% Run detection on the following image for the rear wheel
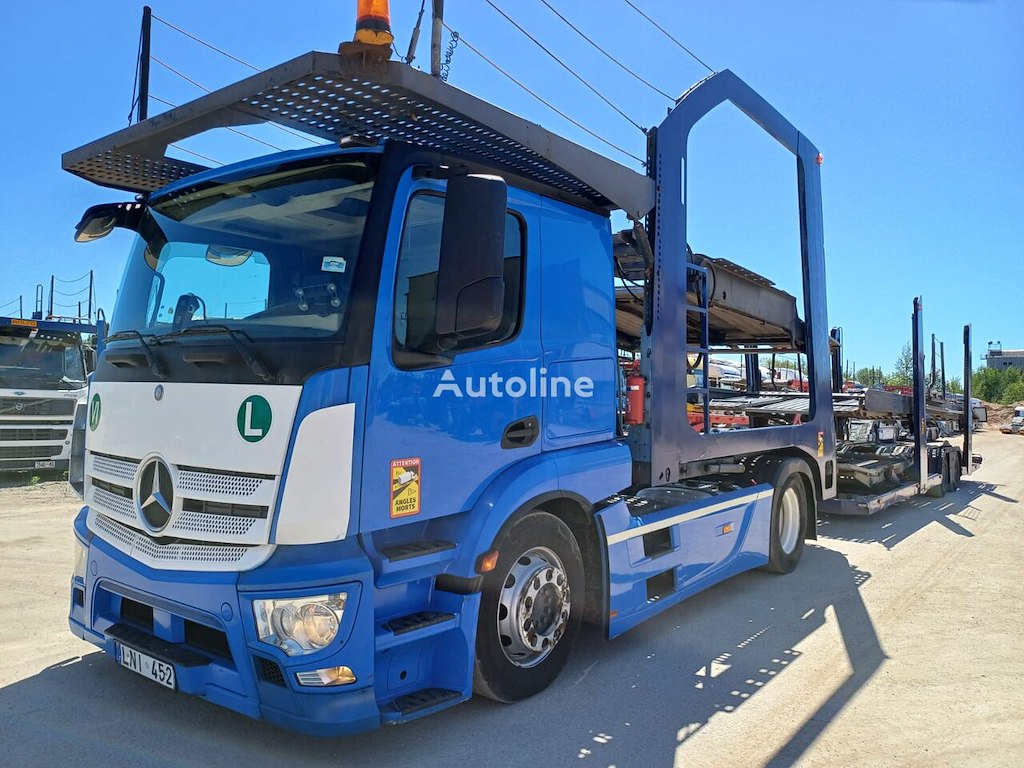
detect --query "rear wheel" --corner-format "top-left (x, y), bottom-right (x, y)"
top-left (473, 511), bottom-right (584, 703)
top-left (928, 458), bottom-right (949, 498)
top-left (764, 461), bottom-right (810, 574)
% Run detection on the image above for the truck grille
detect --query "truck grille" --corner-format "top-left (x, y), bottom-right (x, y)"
top-left (0, 445), bottom-right (63, 459)
top-left (91, 512), bottom-right (272, 571)
top-left (0, 398), bottom-right (76, 416)
top-left (85, 450), bottom-right (279, 571)
top-left (0, 428), bottom-right (69, 441)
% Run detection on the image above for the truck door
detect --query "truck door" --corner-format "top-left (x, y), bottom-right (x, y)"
top-left (361, 176), bottom-right (542, 530)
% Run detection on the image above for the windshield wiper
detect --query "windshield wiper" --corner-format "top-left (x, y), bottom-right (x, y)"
top-left (105, 330), bottom-right (168, 379)
top-left (160, 325), bottom-right (276, 383)
top-left (58, 375), bottom-right (87, 390)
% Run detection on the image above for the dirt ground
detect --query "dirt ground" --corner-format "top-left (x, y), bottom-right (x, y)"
top-left (985, 400), bottom-right (1023, 426)
top-left (0, 429), bottom-right (1022, 767)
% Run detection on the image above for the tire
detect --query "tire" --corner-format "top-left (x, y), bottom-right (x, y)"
top-left (950, 454), bottom-right (962, 491)
top-left (763, 461), bottom-right (810, 574)
top-left (473, 511), bottom-right (584, 703)
top-left (928, 458), bottom-right (948, 498)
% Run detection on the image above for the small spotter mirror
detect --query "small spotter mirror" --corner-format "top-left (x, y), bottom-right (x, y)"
top-left (206, 245), bottom-right (253, 266)
top-left (74, 201), bottom-right (145, 243)
top-left (74, 213), bottom-right (116, 243)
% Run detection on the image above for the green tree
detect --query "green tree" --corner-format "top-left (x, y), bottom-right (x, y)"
top-left (1003, 381), bottom-right (1024, 405)
top-left (946, 376), bottom-right (963, 395)
top-left (972, 366), bottom-right (1024, 403)
top-left (856, 367), bottom-right (884, 386)
top-left (887, 343), bottom-right (914, 387)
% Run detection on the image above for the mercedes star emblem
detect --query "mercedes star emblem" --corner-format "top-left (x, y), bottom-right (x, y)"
top-left (154, 384), bottom-right (164, 401)
top-left (137, 457), bottom-right (174, 532)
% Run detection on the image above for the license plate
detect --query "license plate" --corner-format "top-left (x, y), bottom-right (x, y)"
top-left (34, 460), bottom-right (56, 469)
top-left (116, 642), bottom-right (176, 690)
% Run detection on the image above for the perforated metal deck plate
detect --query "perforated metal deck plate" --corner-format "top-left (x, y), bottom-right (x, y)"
top-left (63, 51), bottom-right (654, 215)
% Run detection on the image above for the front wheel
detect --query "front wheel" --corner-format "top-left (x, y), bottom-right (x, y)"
top-left (473, 511), bottom-right (584, 703)
top-left (763, 461), bottom-right (810, 574)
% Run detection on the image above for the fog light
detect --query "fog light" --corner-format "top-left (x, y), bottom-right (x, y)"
top-left (295, 666), bottom-right (357, 687)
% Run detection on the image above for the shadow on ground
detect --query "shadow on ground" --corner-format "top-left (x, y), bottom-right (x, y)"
top-left (0, 530), bottom-right (897, 768)
top-left (818, 478), bottom-right (1012, 550)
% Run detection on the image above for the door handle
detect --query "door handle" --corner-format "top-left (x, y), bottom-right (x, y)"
top-left (501, 416), bottom-right (539, 449)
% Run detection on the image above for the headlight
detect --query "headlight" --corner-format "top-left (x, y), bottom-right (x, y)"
top-left (254, 594), bottom-right (346, 656)
top-left (72, 537), bottom-right (87, 582)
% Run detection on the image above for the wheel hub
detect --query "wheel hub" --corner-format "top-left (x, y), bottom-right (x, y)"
top-left (497, 546), bottom-right (570, 668)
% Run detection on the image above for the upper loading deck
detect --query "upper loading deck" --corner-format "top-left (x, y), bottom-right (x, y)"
top-left (62, 50), bottom-right (654, 216)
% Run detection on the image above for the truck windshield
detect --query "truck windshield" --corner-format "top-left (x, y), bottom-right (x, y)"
top-left (109, 155), bottom-right (378, 342)
top-left (0, 334), bottom-right (86, 389)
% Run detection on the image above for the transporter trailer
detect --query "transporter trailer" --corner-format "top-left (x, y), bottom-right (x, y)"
top-left (60, 10), bottom-right (976, 736)
top-left (690, 298), bottom-right (984, 515)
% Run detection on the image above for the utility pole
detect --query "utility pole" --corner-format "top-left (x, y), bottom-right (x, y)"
top-left (138, 6), bottom-right (152, 122)
top-left (431, 0), bottom-right (444, 77)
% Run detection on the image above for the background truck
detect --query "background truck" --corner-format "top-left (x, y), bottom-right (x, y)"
top-left (0, 288), bottom-right (97, 473)
top-left (61, 6), bottom-right (979, 737)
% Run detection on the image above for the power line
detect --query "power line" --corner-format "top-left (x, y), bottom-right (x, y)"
top-left (481, 0), bottom-right (647, 133)
top-left (444, 24), bottom-right (644, 165)
top-left (151, 55), bottom-right (213, 95)
top-left (151, 14), bottom-right (323, 144)
top-left (151, 95), bottom-right (286, 152)
top-left (53, 285), bottom-right (92, 297)
top-left (129, 20), bottom-right (144, 124)
top-left (620, 0), bottom-right (714, 74)
top-left (149, 55), bottom-right (319, 147)
top-left (169, 143), bottom-right (223, 166)
top-left (538, 0), bottom-right (675, 101)
top-left (152, 14), bottom-right (260, 71)
top-left (52, 271), bottom-right (92, 284)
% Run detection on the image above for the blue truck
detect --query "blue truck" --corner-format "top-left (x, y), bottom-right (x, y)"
top-left (60, 19), bottom-right (979, 736)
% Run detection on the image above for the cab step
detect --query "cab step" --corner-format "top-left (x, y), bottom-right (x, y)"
top-left (386, 610), bottom-right (456, 635)
top-left (376, 610), bottom-right (458, 651)
top-left (389, 687), bottom-right (461, 716)
top-left (380, 539), bottom-right (455, 562)
top-left (375, 539), bottom-right (458, 586)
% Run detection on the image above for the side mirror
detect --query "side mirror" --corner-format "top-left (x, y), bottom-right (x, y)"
top-left (74, 202), bottom-right (146, 243)
top-left (433, 174), bottom-right (507, 349)
top-left (973, 406), bottom-right (988, 423)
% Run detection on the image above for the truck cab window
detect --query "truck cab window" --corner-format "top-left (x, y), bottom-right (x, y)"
top-left (147, 245), bottom-right (272, 324)
top-left (393, 192), bottom-right (524, 357)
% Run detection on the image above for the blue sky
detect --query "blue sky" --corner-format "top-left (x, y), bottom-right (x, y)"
top-left (0, 0), bottom-right (1020, 373)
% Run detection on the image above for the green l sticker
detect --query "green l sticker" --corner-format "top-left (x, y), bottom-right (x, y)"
top-left (237, 395), bottom-right (272, 443)
top-left (89, 393), bottom-right (101, 431)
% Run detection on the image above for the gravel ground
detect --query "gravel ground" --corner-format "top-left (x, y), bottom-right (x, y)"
top-left (0, 429), bottom-right (1021, 767)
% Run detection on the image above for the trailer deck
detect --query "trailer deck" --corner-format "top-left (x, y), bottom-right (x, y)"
top-left (62, 51), bottom-right (654, 216)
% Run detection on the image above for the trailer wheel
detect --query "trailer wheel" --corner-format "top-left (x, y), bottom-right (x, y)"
top-left (763, 461), bottom-right (810, 574)
top-left (473, 511), bottom-right (584, 703)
